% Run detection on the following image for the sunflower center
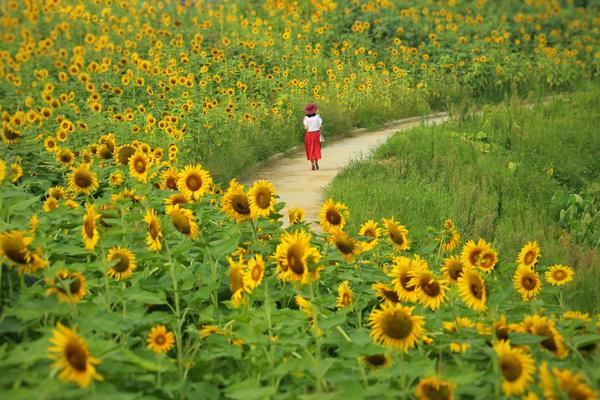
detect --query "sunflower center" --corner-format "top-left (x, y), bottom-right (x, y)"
top-left (166, 176), bottom-right (178, 190)
top-left (170, 194), bottom-right (188, 206)
top-left (112, 254), bottom-right (130, 272)
top-left (149, 222), bottom-right (160, 239)
top-left (84, 217), bottom-right (95, 239)
top-left (400, 274), bottom-right (415, 292)
top-left (65, 342), bottom-right (88, 372)
top-left (117, 146), bottom-right (135, 164)
top-left (134, 159), bottom-right (147, 173)
top-left (538, 327), bottom-right (558, 352)
top-left (325, 209), bottom-right (342, 226)
top-left (389, 229), bottom-right (405, 246)
top-left (521, 275), bottom-right (537, 290)
top-left (449, 263), bottom-right (463, 280)
top-left (335, 236), bottom-right (355, 255)
top-left (381, 311), bottom-right (413, 339)
top-left (255, 189), bottom-right (271, 209)
top-left (364, 354), bottom-right (386, 366)
top-left (69, 277), bottom-right (82, 295)
top-left (251, 265), bottom-right (262, 281)
top-left (287, 245), bottom-right (305, 275)
top-left (500, 354), bottom-right (522, 382)
top-left (2, 241), bottom-right (29, 264)
top-left (383, 289), bottom-right (399, 303)
top-left (232, 194), bottom-right (251, 215)
top-left (74, 171), bottom-right (92, 188)
top-left (186, 175), bottom-right (201, 191)
top-left (421, 278), bottom-right (441, 297)
top-left (469, 279), bottom-right (483, 300)
top-left (61, 154), bottom-right (72, 163)
top-left (171, 212), bottom-right (191, 234)
top-left (468, 249), bottom-right (483, 266)
top-left (423, 383), bottom-right (452, 400)
top-left (524, 251), bottom-right (536, 266)
top-left (480, 252), bottom-right (495, 269)
top-left (553, 270), bottom-right (566, 280)
top-left (342, 293), bottom-right (351, 305)
top-left (155, 334), bottom-right (166, 345)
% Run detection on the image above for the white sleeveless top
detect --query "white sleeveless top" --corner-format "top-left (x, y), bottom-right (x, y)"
top-left (303, 115), bottom-right (322, 132)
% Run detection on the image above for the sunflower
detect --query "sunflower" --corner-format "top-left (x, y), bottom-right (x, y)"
top-left (449, 342), bottom-right (471, 353)
top-left (109, 171), bottom-right (124, 188)
top-left (0, 230), bottom-right (33, 267)
top-left (284, 207), bottom-right (304, 225)
top-left (358, 219), bottom-right (382, 251)
top-left (0, 159), bottom-right (5, 183)
top-left (457, 268), bottom-right (487, 311)
top-left (147, 325), bottom-right (175, 354)
top-left (166, 205), bottom-right (199, 239)
top-left (295, 295), bottom-right (320, 333)
top-left (372, 282), bottom-right (401, 304)
top-left (513, 265), bottom-right (542, 300)
top-left (319, 199), bottom-right (349, 232)
top-left (438, 219), bottom-right (461, 253)
top-left (228, 255), bottom-right (246, 298)
top-left (336, 280), bottom-right (353, 309)
top-left (45, 270), bottom-right (87, 303)
top-left (552, 367), bottom-right (597, 400)
top-left (177, 164), bottom-right (212, 200)
top-left (115, 144), bottom-right (136, 165)
top-left (360, 354), bottom-right (392, 370)
top-left (441, 255), bottom-right (464, 283)
top-left (273, 229), bottom-right (321, 284)
top-left (523, 315), bottom-right (568, 358)
top-left (415, 376), bottom-right (456, 400)
top-left (493, 340), bottom-right (535, 396)
top-left (29, 214), bottom-right (39, 235)
top-left (82, 203), bottom-right (100, 251)
top-left (68, 164), bottom-right (99, 195)
top-left (48, 323), bottom-right (103, 388)
top-left (144, 209), bottom-right (162, 252)
top-left (387, 256), bottom-right (418, 302)
top-left (517, 241), bottom-right (541, 268)
top-left (545, 265), bottom-right (574, 286)
top-left (48, 186), bottom-right (66, 199)
top-left (561, 311), bottom-right (591, 321)
top-left (44, 136), bottom-right (58, 152)
top-left (382, 217), bottom-right (410, 252)
top-left (106, 247), bottom-right (137, 280)
top-left (43, 196), bottom-right (59, 212)
top-left (248, 180), bottom-right (277, 218)
top-left (1, 122), bottom-right (22, 144)
top-left (368, 303), bottom-right (424, 351)
top-left (442, 317), bottom-right (475, 333)
top-left (409, 268), bottom-right (447, 310)
top-left (55, 148), bottom-right (75, 166)
top-left (164, 192), bottom-right (192, 210)
top-left (539, 362), bottom-right (557, 400)
top-left (330, 229), bottom-right (361, 261)
top-left (243, 254), bottom-right (265, 291)
top-left (10, 163), bottom-right (23, 183)
top-left (160, 167), bottom-right (179, 190)
top-left (221, 179), bottom-right (252, 222)
top-left (128, 149), bottom-right (151, 182)
top-left (460, 239), bottom-right (498, 272)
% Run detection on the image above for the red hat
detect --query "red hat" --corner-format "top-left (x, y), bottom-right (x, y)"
top-left (304, 102), bottom-right (317, 115)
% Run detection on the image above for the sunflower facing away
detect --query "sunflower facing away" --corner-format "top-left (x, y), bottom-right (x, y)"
top-left (273, 229), bottom-right (322, 284)
top-left (144, 208), bottom-right (163, 252)
top-left (147, 325), bottom-right (175, 354)
top-left (441, 255), bottom-right (464, 283)
top-left (330, 229), bottom-right (361, 261)
top-left (248, 179), bottom-right (277, 218)
top-left (68, 163), bottom-right (99, 196)
top-left (358, 219), bottom-right (382, 251)
top-left (545, 265), bottom-right (574, 286)
top-left (128, 149), bottom-right (152, 182)
top-left (369, 303), bottom-right (424, 351)
top-left (387, 256), bottom-right (419, 303)
top-left (106, 247), bottom-right (137, 280)
top-left (513, 264), bottom-right (542, 300)
top-left (115, 144), bottom-right (136, 166)
top-left (243, 254), bottom-right (265, 291)
top-left (221, 179), bottom-right (252, 222)
top-left (360, 353), bottom-right (392, 370)
top-left (319, 199), bottom-right (349, 233)
top-left (517, 241), bottom-right (541, 268)
top-left (415, 376), bottom-right (456, 400)
top-left (460, 239), bottom-right (498, 272)
top-left (288, 207), bottom-right (305, 224)
top-left (493, 340), bottom-right (535, 396)
top-left (372, 282), bottom-right (401, 304)
top-left (229, 256), bottom-right (246, 308)
top-left (457, 268), bottom-right (487, 311)
top-left (82, 203), bottom-right (100, 251)
top-left (167, 205), bottom-right (199, 239)
top-left (382, 217), bottom-right (410, 252)
top-left (45, 270), bottom-right (87, 304)
top-left (48, 323), bottom-right (103, 388)
top-left (522, 315), bottom-right (568, 359)
top-left (336, 280), bottom-right (353, 309)
top-left (438, 219), bottom-right (461, 253)
top-left (177, 164), bottom-right (212, 200)
top-left (409, 269), bottom-right (447, 310)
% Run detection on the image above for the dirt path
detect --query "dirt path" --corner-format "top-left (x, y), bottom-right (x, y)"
top-left (242, 112), bottom-right (450, 226)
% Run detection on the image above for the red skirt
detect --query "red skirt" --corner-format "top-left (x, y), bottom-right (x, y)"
top-left (305, 131), bottom-right (321, 160)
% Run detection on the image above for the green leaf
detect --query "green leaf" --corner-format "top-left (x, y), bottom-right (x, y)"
top-left (507, 332), bottom-right (544, 346)
top-left (127, 289), bottom-right (167, 305)
top-left (226, 386), bottom-right (276, 400)
top-left (573, 334), bottom-right (600, 349)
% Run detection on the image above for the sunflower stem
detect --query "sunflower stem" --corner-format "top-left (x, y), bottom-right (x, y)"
top-left (157, 355), bottom-right (162, 388)
top-left (400, 350), bottom-right (407, 393)
top-left (168, 257), bottom-right (184, 377)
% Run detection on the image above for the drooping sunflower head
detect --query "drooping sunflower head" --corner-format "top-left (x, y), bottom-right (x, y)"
top-left (409, 269), bottom-right (447, 310)
top-left (45, 270), bottom-right (87, 304)
top-left (248, 180), bottom-right (277, 218)
top-left (222, 179), bottom-right (252, 223)
top-left (524, 315), bottom-right (568, 358)
top-left (177, 164), bottom-right (212, 200)
top-left (147, 325), bottom-right (175, 354)
top-left (493, 340), bottom-right (535, 396)
top-left (457, 267), bottom-right (487, 312)
top-left (517, 241), bottom-right (541, 268)
top-left (545, 265), bottom-right (574, 286)
top-left (382, 217), bottom-right (410, 252)
top-left (10, 163), bottom-right (23, 183)
top-left (336, 280), bottom-right (353, 309)
top-left (273, 229), bottom-right (321, 284)
top-left (106, 247), bottom-right (137, 280)
top-left (128, 149), bottom-right (151, 183)
top-left (368, 303), bottom-right (424, 351)
top-left (243, 254), bottom-right (265, 291)
top-left (68, 163), bottom-right (99, 196)
top-left (438, 219), bottom-right (461, 253)
top-left (387, 256), bottom-right (418, 303)
top-left (288, 207), bottom-right (305, 225)
top-left (513, 265), bottom-right (542, 301)
top-left (228, 255), bottom-right (246, 296)
top-left (115, 144), bottom-right (136, 166)
top-left (82, 203), bottom-right (100, 251)
top-left (160, 167), bottom-right (180, 191)
top-left (319, 199), bottom-right (349, 233)
top-left (551, 366), bottom-right (598, 400)
top-left (1, 122), bottom-right (22, 144)
top-left (415, 376), bottom-right (456, 400)
top-left (166, 204), bottom-right (199, 239)
top-left (359, 219), bottom-right (382, 250)
top-left (372, 282), bottom-right (401, 304)
top-left (330, 229), bottom-right (361, 261)
top-left (48, 323), bottom-right (103, 388)
top-left (143, 208), bottom-right (162, 252)
top-left (441, 255), bottom-right (464, 283)
top-left (0, 230), bottom-right (33, 267)
top-left (164, 192), bottom-right (192, 211)
top-left (360, 354), bottom-right (391, 370)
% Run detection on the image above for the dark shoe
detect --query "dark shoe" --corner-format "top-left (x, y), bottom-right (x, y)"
top-left (315, 163), bottom-right (319, 170)
top-left (311, 164), bottom-right (315, 170)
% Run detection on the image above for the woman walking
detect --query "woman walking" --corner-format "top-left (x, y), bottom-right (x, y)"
top-left (303, 102), bottom-right (322, 171)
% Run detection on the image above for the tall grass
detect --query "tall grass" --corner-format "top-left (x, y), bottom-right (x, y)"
top-left (325, 84), bottom-right (600, 312)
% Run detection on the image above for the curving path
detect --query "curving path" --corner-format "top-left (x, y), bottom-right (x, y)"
top-left (242, 112), bottom-right (450, 227)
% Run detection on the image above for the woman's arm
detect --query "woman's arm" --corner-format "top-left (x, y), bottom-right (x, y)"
top-left (303, 116), bottom-right (308, 130)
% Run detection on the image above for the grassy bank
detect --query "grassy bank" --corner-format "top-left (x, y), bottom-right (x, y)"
top-left (325, 85), bottom-right (600, 312)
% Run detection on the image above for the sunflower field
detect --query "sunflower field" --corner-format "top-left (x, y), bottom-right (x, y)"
top-left (1, 0), bottom-right (600, 399)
